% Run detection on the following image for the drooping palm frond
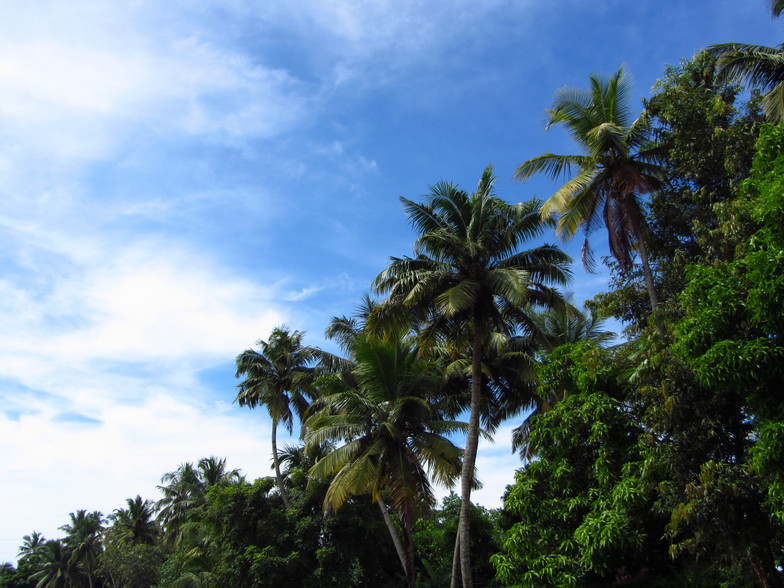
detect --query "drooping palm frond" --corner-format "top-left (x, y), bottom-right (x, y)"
top-left (708, 41), bottom-right (784, 122)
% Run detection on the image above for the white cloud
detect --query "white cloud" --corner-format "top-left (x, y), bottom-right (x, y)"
top-left (0, 391), bottom-right (276, 563)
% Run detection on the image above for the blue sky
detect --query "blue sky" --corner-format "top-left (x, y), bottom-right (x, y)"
top-left (0, 0), bottom-right (779, 564)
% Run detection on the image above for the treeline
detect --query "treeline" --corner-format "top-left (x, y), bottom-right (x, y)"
top-left (4, 12), bottom-right (784, 587)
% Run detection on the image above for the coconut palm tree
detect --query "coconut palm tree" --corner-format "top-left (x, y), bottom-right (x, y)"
top-left (108, 496), bottom-right (160, 545)
top-left (18, 531), bottom-right (47, 562)
top-left (29, 540), bottom-right (85, 588)
top-left (306, 333), bottom-right (467, 588)
top-left (59, 510), bottom-right (103, 588)
top-left (707, 0), bottom-right (784, 123)
top-left (708, 40), bottom-right (784, 123)
top-left (156, 457), bottom-right (242, 544)
top-left (515, 67), bottom-right (665, 310)
top-left (372, 165), bottom-right (571, 588)
top-left (235, 326), bottom-right (325, 509)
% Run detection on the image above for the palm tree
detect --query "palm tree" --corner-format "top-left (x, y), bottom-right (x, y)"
top-left (305, 333), bottom-right (466, 588)
top-left (156, 457), bottom-right (242, 543)
top-left (235, 326), bottom-right (324, 509)
top-left (707, 1), bottom-right (784, 121)
top-left (19, 531), bottom-right (47, 562)
top-left (372, 165), bottom-right (571, 588)
top-left (108, 496), bottom-right (160, 545)
top-left (530, 297), bottom-right (615, 352)
top-left (59, 510), bottom-right (103, 588)
top-left (515, 67), bottom-right (665, 310)
top-left (708, 41), bottom-right (784, 123)
top-left (29, 540), bottom-right (85, 588)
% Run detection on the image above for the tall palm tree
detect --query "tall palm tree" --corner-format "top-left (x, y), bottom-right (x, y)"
top-left (108, 496), bottom-right (160, 545)
top-left (306, 333), bottom-right (466, 588)
top-left (372, 165), bottom-right (571, 588)
top-left (235, 326), bottom-right (325, 509)
top-left (515, 67), bottom-right (665, 309)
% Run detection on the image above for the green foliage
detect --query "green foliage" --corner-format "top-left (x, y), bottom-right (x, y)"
top-left (493, 343), bottom-right (661, 587)
top-left (100, 540), bottom-right (166, 588)
top-left (412, 493), bottom-right (503, 588)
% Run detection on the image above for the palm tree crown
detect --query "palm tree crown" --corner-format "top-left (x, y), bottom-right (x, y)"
top-left (306, 333), bottom-right (466, 588)
top-left (515, 66), bottom-right (664, 308)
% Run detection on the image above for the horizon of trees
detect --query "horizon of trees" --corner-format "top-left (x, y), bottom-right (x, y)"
top-left (4, 11), bottom-right (784, 587)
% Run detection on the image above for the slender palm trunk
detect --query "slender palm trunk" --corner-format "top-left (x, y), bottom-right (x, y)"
top-left (450, 533), bottom-right (461, 588)
top-left (377, 498), bottom-right (413, 586)
top-left (636, 236), bottom-right (658, 309)
top-left (402, 504), bottom-right (418, 588)
top-left (271, 419), bottom-right (291, 509)
top-left (452, 319), bottom-right (483, 588)
top-left (626, 203), bottom-right (659, 310)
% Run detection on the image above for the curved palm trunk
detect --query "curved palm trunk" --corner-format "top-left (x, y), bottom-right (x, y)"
top-left (626, 202), bottom-right (659, 310)
top-left (271, 419), bottom-right (291, 509)
top-left (451, 320), bottom-right (483, 588)
top-left (377, 498), bottom-right (415, 587)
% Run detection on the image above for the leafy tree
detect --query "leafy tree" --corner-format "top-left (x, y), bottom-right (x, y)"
top-left (99, 540), bottom-right (166, 588)
top-left (234, 326), bottom-right (324, 509)
top-left (373, 165), bottom-right (570, 588)
top-left (670, 124), bottom-right (784, 587)
top-left (515, 67), bottom-right (664, 309)
top-left (492, 342), bottom-right (664, 587)
top-left (306, 333), bottom-right (466, 588)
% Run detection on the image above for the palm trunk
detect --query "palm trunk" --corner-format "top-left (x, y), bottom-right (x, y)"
top-left (402, 503), bottom-right (418, 588)
top-left (450, 532), bottom-right (461, 588)
top-left (271, 419), bottom-right (291, 509)
top-left (377, 498), bottom-right (411, 584)
top-left (451, 319), bottom-right (483, 588)
top-left (636, 235), bottom-right (658, 309)
top-left (626, 202), bottom-right (659, 310)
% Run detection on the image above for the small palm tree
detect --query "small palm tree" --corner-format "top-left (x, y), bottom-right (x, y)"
top-left (18, 531), bottom-right (47, 562)
top-left (108, 496), bottom-right (160, 545)
top-left (235, 326), bottom-right (325, 509)
top-left (515, 67), bottom-right (665, 310)
top-left (372, 166), bottom-right (570, 588)
top-left (306, 333), bottom-right (467, 588)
